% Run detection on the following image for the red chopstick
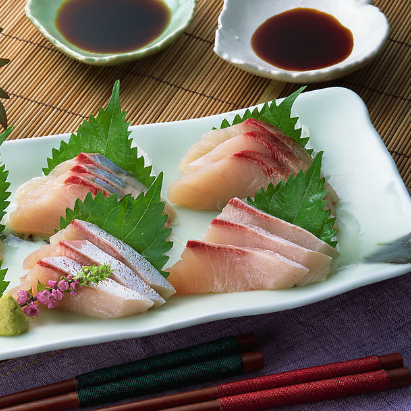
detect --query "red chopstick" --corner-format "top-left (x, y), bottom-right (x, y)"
top-left (163, 367), bottom-right (411, 411)
top-left (93, 352), bottom-right (405, 411)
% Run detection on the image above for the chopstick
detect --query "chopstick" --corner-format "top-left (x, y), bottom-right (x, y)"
top-left (1, 351), bottom-right (263, 411)
top-left (161, 367), bottom-right (411, 411)
top-left (91, 352), bottom-right (405, 411)
top-left (0, 332), bottom-right (257, 409)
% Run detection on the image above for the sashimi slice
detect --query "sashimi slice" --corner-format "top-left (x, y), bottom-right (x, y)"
top-left (50, 219), bottom-right (175, 299)
top-left (168, 150), bottom-right (294, 210)
top-left (179, 122), bottom-right (255, 169)
top-left (183, 131), bottom-right (306, 175)
top-left (179, 118), bottom-right (338, 205)
top-left (8, 173), bottom-right (91, 236)
top-left (23, 240), bottom-right (165, 307)
top-left (58, 240), bottom-right (165, 307)
top-left (167, 240), bottom-right (309, 294)
top-left (11, 256), bottom-right (153, 318)
top-left (220, 198), bottom-right (340, 264)
top-left (51, 153), bottom-right (176, 223)
top-left (204, 218), bottom-right (332, 285)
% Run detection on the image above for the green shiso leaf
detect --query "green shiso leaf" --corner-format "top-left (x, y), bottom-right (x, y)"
top-left (0, 260), bottom-right (8, 297)
top-left (0, 127), bottom-right (12, 234)
top-left (0, 127), bottom-right (12, 297)
top-left (247, 152), bottom-right (337, 247)
top-left (42, 80), bottom-right (154, 188)
top-left (60, 173), bottom-right (172, 276)
top-left (219, 87), bottom-right (309, 147)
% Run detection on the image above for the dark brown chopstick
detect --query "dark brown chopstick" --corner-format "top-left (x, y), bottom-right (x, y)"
top-left (0, 332), bottom-right (256, 409)
top-left (1, 350), bottom-right (263, 411)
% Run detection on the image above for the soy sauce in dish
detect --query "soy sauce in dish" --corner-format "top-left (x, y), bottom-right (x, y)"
top-left (251, 8), bottom-right (354, 71)
top-left (55, 0), bottom-right (171, 54)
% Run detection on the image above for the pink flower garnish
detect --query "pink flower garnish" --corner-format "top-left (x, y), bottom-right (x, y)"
top-left (46, 299), bottom-right (58, 309)
top-left (48, 280), bottom-right (57, 288)
top-left (58, 280), bottom-right (69, 292)
top-left (51, 289), bottom-right (64, 301)
top-left (37, 290), bottom-right (51, 306)
top-left (23, 301), bottom-right (39, 318)
top-left (16, 290), bottom-right (30, 305)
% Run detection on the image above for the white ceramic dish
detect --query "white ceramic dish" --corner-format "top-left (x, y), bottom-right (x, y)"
top-left (214, 0), bottom-right (390, 83)
top-left (25, 0), bottom-right (196, 66)
top-left (1, 87), bottom-right (410, 360)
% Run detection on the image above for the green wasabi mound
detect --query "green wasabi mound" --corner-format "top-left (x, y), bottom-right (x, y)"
top-left (0, 293), bottom-right (29, 336)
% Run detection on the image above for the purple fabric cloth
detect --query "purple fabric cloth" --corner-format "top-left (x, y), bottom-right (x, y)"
top-left (1, 272), bottom-right (411, 410)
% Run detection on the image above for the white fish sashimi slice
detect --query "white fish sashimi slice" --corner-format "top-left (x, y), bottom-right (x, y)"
top-left (183, 131), bottom-right (306, 175)
top-left (220, 198), bottom-right (340, 266)
top-left (22, 239), bottom-right (165, 307)
top-left (57, 240), bottom-right (165, 307)
top-left (11, 256), bottom-right (153, 318)
top-left (50, 219), bottom-right (175, 299)
top-left (167, 240), bottom-right (309, 294)
top-left (204, 218), bottom-right (332, 285)
top-left (179, 122), bottom-right (253, 169)
top-left (168, 150), bottom-right (294, 210)
top-left (8, 173), bottom-right (91, 236)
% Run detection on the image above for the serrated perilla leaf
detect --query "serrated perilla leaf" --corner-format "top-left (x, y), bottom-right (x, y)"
top-left (219, 86), bottom-right (307, 147)
top-left (247, 152), bottom-right (337, 247)
top-left (43, 80), bottom-right (154, 188)
top-left (59, 173), bottom-right (172, 276)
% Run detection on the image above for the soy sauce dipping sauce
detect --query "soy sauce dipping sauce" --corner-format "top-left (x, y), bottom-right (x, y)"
top-left (55, 0), bottom-right (171, 54)
top-left (251, 8), bottom-right (354, 71)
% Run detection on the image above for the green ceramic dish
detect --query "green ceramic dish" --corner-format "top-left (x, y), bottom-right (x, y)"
top-left (25, 0), bottom-right (196, 66)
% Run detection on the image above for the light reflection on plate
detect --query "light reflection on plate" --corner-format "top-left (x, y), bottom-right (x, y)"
top-left (1, 87), bottom-right (410, 360)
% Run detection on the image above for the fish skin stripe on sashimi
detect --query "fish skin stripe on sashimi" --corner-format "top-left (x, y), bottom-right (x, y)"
top-left (50, 219), bottom-right (175, 299)
top-left (220, 198), bottom-right (340, 267)
top-left (167, 240), bottom-right (309, 294)
top-left (168, 150), bottom-right (294, 210)
top-left (204, 217), bottom-right (332, 286)
top-left (11, 256), bottom-right (153, 318)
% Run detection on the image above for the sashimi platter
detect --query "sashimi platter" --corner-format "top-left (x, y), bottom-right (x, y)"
top-left (1, 83), bottom-right (411, 360)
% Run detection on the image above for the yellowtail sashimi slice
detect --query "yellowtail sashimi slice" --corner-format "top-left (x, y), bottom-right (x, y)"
top-left (168, 150), bottom-right (294, 210)
top-left (11, 256), bottom-right (153, 318)
top-left (184, 131), bottom-right (306, 175)
top-left (220, 198), bottom-right (340, 264)
top-left (50, 219), bottom-right (175, 299)
top-left (22, 239), bottom-right (165, 307)
top-left (8, 173), bottom-right (91, 236)
top-left (51, 153), bottom-right (176, 223)
top-left (167, 240), bottom-right (309, 294)
top-left (204, 218), bottom-right (332, 285)
top-left (179, 122), bottom-right (254, 169)
top-left (57, 240), bottom-right (165, 307)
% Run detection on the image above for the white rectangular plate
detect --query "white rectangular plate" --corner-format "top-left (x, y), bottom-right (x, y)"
top-left (1, 87), bottom-right (411, 360)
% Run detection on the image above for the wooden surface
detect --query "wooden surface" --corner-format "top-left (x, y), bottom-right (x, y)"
top-left (0, 0), bottom-right (409, 185)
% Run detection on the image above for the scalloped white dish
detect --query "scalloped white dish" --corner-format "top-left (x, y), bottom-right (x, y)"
top-left (214, 0), bottom-right (390, 83)
top-left (1, 87), bottom-right (411, 360)
top-left (25, 0), bottom-right (196, 66)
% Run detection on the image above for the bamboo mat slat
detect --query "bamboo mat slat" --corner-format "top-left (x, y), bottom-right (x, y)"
top-left (0, 0), bottom-right (409, 186)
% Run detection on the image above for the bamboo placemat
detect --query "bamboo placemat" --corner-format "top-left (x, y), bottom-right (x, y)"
top-left (0, 0), bottom-right (409, 185)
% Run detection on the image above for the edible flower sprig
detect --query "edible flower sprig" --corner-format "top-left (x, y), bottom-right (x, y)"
top-left (17, 264), bottom-right (113, 318)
